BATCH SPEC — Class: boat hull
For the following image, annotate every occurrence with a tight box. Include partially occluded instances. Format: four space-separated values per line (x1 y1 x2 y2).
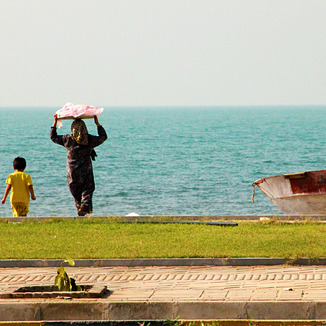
253 170 326 215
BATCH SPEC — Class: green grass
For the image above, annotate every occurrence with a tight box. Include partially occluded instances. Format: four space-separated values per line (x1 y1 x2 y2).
1 218 326 259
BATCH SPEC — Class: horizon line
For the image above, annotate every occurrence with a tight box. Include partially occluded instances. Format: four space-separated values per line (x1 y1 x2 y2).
0 104 326 109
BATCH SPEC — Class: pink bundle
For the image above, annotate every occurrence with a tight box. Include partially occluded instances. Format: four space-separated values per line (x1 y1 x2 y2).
55 103 104 128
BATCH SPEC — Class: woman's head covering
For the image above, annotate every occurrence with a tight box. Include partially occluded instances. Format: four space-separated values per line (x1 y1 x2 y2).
71 119 88 145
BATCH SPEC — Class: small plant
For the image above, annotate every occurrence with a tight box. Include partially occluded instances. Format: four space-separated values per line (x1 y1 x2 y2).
163 317 181 326
54 259 82 291
186 322 220 326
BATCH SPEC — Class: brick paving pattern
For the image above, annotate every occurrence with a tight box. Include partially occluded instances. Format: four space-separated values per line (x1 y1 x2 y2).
1 265 326 302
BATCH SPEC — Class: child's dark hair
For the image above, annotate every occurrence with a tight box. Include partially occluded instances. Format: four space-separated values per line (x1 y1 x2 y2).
13 157 26 170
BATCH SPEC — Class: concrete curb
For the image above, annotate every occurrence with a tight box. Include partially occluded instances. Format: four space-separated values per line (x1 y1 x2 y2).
1 322 326 326
1 215 326 222
0 257 326 268
1 301 326 321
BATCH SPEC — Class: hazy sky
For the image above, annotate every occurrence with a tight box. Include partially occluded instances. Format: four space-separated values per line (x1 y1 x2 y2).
1 0 326 107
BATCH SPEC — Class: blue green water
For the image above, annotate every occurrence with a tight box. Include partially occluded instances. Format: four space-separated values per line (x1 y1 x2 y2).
1 106 326 217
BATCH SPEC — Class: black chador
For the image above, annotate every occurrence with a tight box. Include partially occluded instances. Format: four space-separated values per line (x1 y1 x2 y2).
50 118 107 216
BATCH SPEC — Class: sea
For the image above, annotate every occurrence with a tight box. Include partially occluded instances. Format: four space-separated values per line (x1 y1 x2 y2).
0 106 326 217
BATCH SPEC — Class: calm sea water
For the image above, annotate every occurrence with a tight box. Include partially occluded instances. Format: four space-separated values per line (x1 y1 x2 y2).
1 106 326 217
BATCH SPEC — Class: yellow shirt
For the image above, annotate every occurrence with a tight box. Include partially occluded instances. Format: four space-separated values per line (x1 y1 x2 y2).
6 171 33 203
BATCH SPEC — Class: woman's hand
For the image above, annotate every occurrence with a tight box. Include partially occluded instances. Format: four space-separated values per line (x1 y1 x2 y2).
52 114 58 128
94 116 101 127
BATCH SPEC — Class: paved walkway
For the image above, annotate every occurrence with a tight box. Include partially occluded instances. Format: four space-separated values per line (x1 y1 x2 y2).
1 265 326 302
2 265 326 321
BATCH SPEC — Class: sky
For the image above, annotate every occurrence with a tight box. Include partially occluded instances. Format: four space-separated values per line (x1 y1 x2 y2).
0 0 326 107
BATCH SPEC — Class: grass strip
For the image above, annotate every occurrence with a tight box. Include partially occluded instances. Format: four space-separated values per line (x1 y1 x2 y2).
0 218 325 259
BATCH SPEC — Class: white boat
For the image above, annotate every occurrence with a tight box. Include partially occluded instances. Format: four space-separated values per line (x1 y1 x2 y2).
252 170 326 215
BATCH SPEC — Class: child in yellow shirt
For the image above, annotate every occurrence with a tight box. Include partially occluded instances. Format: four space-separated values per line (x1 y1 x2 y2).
1 157 36 217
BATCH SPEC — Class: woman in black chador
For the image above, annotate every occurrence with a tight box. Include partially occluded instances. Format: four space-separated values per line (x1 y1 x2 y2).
50 114 107 216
